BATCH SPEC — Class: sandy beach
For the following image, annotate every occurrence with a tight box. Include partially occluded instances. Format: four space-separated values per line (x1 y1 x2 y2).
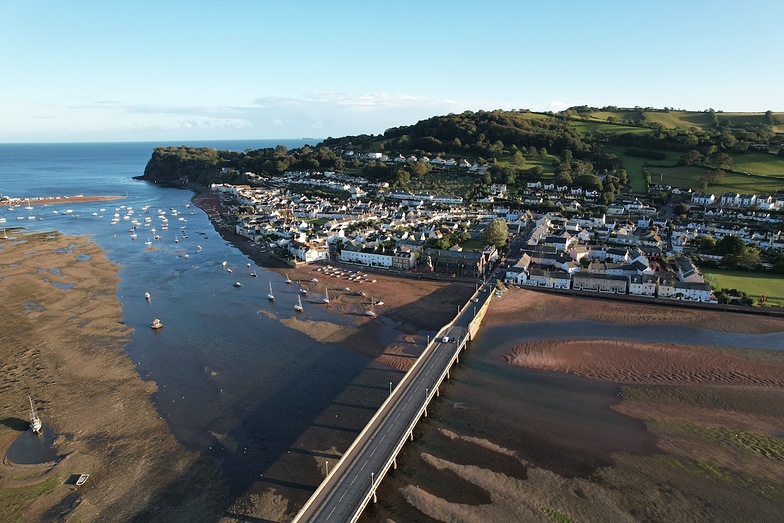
0 232 223 522
362 287 784 523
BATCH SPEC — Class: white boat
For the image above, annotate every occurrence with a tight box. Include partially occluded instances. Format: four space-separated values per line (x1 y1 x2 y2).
322 287 330 304
145 238 152 246
28 395 42 434
294 295 303 312
250 269 257 277
144 291 151 300
268 282 275 301
24 199 33 211
299 288 308 295
226 268 233 273
222 261 228 267
151 318 163 329
130 233 137 240
233 281 242 287
285 273 292 284
365 299 376 317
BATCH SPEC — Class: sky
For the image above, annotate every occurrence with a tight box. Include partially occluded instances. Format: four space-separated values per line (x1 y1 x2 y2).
1 0 782 143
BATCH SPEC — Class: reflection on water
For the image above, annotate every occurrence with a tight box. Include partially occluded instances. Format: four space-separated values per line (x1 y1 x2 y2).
6 425 60 464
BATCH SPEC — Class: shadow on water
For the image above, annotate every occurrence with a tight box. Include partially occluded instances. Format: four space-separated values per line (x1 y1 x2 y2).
6 424 61 465
116 285 462 522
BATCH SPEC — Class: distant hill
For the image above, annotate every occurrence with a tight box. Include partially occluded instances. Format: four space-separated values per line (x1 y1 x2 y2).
142 107 784 196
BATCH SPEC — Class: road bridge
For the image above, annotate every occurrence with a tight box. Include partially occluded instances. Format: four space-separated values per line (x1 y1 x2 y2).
294 283 494 522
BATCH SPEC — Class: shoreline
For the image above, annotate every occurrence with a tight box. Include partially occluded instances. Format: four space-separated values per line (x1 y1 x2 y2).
3 195 127 206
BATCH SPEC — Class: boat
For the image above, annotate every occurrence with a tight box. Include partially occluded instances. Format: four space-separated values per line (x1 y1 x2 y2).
247 263 251 268
144 237 152 247
144 291 151 300
322 286 330 304
75 474 89 486
233 281 242 288
299 288 308 295
130 233 137 240
24 199 33 211
222 261 228 267
285 273 293 284
28 395 42 434
226 268 233 273
294 295 303 312
250 270 257 277
268 282 275 301
365 299 377 317
151 318 163 329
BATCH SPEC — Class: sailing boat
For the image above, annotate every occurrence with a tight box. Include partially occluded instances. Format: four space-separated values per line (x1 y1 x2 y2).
365 298 377 317
285 272 293 284
144 291 151 301
268 282 275 301
24 198 34 211
294 295 303 312
28 395 42 434
322 286 330 304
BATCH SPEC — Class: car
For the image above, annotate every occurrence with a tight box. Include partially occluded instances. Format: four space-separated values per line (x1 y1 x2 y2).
442 336 449 343
472 298 479 303
449 337 456 343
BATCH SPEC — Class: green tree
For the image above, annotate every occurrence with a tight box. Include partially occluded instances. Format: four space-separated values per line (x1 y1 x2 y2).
481 218 509 248
699 169 725 186
511 150 525 166
715 235 745 256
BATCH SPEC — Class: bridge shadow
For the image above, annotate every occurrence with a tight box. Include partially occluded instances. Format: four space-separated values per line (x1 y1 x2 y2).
112 281 475 522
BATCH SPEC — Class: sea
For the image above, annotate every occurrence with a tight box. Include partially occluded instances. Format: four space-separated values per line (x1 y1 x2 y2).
3 141 784 518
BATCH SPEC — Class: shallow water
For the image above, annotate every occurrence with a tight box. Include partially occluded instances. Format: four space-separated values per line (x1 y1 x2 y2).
6 425 60 464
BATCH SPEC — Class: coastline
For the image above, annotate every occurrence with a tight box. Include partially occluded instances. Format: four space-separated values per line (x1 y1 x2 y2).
0 231 223 522
4 195 127 207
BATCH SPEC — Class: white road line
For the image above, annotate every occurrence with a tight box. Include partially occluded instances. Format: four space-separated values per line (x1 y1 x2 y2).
370 448 376 456
339 492 346 502
350 475 356 485
360 461 367 471
327 507 335 520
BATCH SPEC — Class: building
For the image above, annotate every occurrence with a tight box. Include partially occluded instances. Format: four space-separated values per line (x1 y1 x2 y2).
629 274 658 296
572 272 628 294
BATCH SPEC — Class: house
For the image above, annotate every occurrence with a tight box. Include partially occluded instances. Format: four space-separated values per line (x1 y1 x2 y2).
691 192 716 205
674 255 704 283
658 278 713 302
424 248 487 278
525 268 571 289
629 274 658 296
572 272 628 294
719 193 740 207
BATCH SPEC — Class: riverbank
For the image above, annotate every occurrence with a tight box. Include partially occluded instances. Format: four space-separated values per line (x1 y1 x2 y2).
4 195 126 207
0 232 223 522
362 287 784 522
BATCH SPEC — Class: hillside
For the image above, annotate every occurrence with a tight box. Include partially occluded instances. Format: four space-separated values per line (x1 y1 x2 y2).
142 107 784 197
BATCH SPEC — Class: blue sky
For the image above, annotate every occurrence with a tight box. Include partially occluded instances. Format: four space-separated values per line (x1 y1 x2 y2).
2 0 782 143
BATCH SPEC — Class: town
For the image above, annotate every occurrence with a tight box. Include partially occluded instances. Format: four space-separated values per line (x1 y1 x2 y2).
208 151 784 307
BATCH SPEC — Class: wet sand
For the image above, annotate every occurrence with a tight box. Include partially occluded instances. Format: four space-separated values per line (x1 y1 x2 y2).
0 232 223 522
361 288 784 523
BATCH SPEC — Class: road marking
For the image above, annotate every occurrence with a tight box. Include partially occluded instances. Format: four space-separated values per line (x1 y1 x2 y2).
360 461 367 471
350 475 356 485
370 448 376 457
327 507 335 520
339 492 346 502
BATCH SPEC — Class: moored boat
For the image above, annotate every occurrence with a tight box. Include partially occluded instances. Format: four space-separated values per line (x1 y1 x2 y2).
28 395 42 434
151 318 163 329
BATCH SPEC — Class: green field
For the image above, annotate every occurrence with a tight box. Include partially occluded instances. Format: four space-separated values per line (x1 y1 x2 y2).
578 110 784 131
571 120 653 137
702 269 784 307
646 165 784 195
730 151 784 177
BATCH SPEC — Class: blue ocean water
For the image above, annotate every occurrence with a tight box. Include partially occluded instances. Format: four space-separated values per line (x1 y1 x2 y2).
0 140 400 499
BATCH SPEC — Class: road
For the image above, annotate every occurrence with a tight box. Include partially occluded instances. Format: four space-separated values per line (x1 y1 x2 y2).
295 285 492 522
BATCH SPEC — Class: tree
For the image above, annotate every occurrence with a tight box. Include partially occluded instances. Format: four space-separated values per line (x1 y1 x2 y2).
707 152 733 169
715 235 745 256
699 169 725 186
511 150 525 166
680 150 704 166
482 218 509 249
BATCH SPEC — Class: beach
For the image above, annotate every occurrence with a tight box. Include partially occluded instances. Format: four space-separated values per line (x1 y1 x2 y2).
0 232 223 522
361 288 784 523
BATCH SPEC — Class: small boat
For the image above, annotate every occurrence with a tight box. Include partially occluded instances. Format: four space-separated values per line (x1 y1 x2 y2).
268 282 275 301
285 273 293 284
28 396 42 434
233 281 242 288
250 270 257 277
247 263 251 268
294 295 303 312
130 233 137 240
365 299 377 317
144 291 151 300
310 277 319 282
222 261 228 267
322 287 330 304
299 288 308 295
151 318 163 329
227 268 233 273
75 474 89 486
